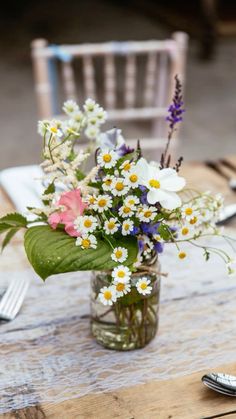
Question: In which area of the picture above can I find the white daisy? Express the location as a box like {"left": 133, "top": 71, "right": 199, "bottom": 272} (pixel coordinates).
{"left": 118, "top": 205, "right": 134, "bottom": 218}
{"left": 97, "top": 149, "right": 119, "bottom": 169}
{"left": 86, "top": 194, "right": 97, "bottom": 210}
{"left": 111, "top": 247, "right": 128, "bottom": 263}
{"left": 85, "top": 126, "right": 99, "bottom": 140}
{"left": 102, "top": 174, "right": 115, "bottom": 191}
{"left": 94, "top": 107, "right": 107, "bottom": 124}
{"left": 178, "top": 251, "right": 187, "bottom": 260}
{"left": 135, "top": 157, "right": 186, "bottom": 210}
{"left": 63, "top": 119, "right": 81, "bottom": 136}
{"left": 47, "top": 120, "right": 63, "bottom": 137}
{"left": 181, "top": 204, "right": 199, "bottom": 221}
{"left": 76, "top": 234, "right": 97, "bottom": 249}
{"left": 63, "top": 99, "right": 79, "bottom": 116}
{"left": 122, "top": 219, "right": 134, "bottom": 236}
{"left": 137, "top": 205, "right": 157, "bottom": 222}
{"left": 136, "top": 277, "right": 152, "bottom": 295}
{"left": 113, "top": 281, "right": 131, "bottom": 297}
{"left": 111, "top": 177, "right": 129, "bottom": 196}
{"left": 74, "top": 215, "right": 98, "bottom": 234}
{"left": 120, "top": 160, "right": 135, "bottom": 175}
{"left": 94, "top": 194, "right": 112, "bottom": 213}
{"left": 112, "top": 265, "right": 131, "bottom": 282}
{"left": 83, "top": 98, "right": 99, "bottom": 115}
{"left": 124, "top": 166, "right": 140, "bottom": 188}
{"left": 98, "top": 286, "right": 117, "bottom": 306}
{"left": 104, "top": 218, "right": 119, "bottom": 235}
{"left": 178, "top": 225, "right": 195, "bottom": 240}
{"left": 124, "top": 195, "right": 140, "bottom": 208}
{"left": 72, "top": 110, "right": 84, "bottom": 123}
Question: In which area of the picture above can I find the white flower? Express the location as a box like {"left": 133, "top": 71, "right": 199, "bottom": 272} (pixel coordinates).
{"left": 111, "top": 177, "right": 129, "bottom": 196}
{"left": 94, "top": 194, "right": 112, "bottom": 212}
{"left": 136, "top": 277, "right": 152, "bottom": 295}
{"left": 83, "top": 98, "right": 99, "bottom": 115}
{"left": 73, "top": 110, "right": 84, "bottom": 123}
{"left": 122, "top": 219, "right": 134, "bottom": 235}
{"left": 124, "top": 166, "right": 140, "bottom": 188}
{"left": 120, "top": 160, "right": 135, "bottom": 174}
{"left": 74, "top": 215, "right": 98, "bottom": 234}
{"left": 97, "top": 128, "right": 125, "bottom": 150}
{"left": 63, "top": 99, "right": 79, "bottom": 116}
{"left": 98, "top": 286, "right": 117, "bottom": 306}
{"left": 178, "top": 225, "right": 195, "bottom": 240}
{"left": 118, "top": 205, "right": 134, "bottom": 218}
{"left": 113, "top": 281, "right": 131, "bottom": 297}
{"left": 178, "top": 251, "right": 187, "bottom": 260}
{"left": 102, "top": 174, "right": 115, "bottom": 191}
{"left": 94, "top": 107, "right": 107, "bottom": 124}
{"left": 143, "top": 235, "right": 154, "bottom": 256}
{"left": 104, "top": 218, "right": 119, "bottom": 235}
{"left": 135, "top": 157, "right": 186, "bottom": 210}
{"left": 76, "top": 234, "right": 97, "bottom": 249}
{"left": 87, "top": 116, "right": 100, "bottom": 127}
{"left": 112, "top": 265, "right": 131, "bottom": 282}
{"left": 85, "top": 126, "right": 99, "bottom": 140}
{"left": 47, "top": 120, "right": 63, "bottom": 137}
{"left": 38, "top": 120, "right": 49, "bottom": 136}
{"left": 63, "top": 119, "right": 81, "bottom": 136}
{"left": 137, "top": 205, "right": 157, "bottom": 222}
{"left": 153, "top": 233, "right": 164, "bottom": 243}
{"left": 86, "top": 194, "right": 97, "bottom": 210}
{"left": 111, "top": 247, "right": 128, "bottom": 263}
{"left": 97, "top": 149, "right": 119, "bottom": 169}
{"left": 124, "top": 195, "right": 140, "bottom": 208}
{"left": 181, "top": 204, "right": 199, "bottom": 221}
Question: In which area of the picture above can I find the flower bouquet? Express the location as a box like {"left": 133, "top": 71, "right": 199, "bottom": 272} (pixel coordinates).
{"left": 0, "top": 76, "right": 234, "bottom": 350}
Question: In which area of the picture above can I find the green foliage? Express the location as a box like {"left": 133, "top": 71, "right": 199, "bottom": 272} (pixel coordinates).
{"left": 0, "top": 213, "right": 28, "bottom": 251}
{"left": 76, "top": 169, "right": 86, "bottom": 181}
{"left": 158, "top": 223, "right": 172, "bottom": 241}
{"left": 24, "top": 225, "right": 138, "bottom": 280}
{"left": 42, "top": 182, "right": 55, "bottom": 205}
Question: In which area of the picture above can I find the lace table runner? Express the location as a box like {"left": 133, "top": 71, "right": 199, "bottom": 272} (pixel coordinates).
{"left": 1, "top": 237, "right": 236, "bottom": 413}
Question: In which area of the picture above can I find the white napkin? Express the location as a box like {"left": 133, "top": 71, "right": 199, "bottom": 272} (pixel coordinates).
{"left": 0, "top": 165, "right": 44, "bottom": 214}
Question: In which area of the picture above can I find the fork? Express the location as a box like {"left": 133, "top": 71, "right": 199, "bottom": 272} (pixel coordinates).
{"left": 205, "top": 160, "right": 236, "bottom": 191}
{"left": 0, "top": 277, "right": 30, "bottom": 321}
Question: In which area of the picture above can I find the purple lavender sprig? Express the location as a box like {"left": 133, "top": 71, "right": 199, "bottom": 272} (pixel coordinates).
{"left": 161, "top": 75, "right": 185, "bottom": 169}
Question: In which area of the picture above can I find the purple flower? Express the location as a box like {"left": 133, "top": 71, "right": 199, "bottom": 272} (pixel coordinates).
{"left": 141, "top": 223, "right": 160, "bottom": 235}
{"left": 166, "top": 75, "right": 185, "bottom": 130}
{"left": 154, "top": 241, "right": 164, "bottom": 253}
{"left": 138, "top": 239, "right": 144, "bottom": 252}
{"left": 116, "top": 143, "right": 134, "bottom": 157}
{"left": 130, "top": 226, "right": 139, "bottom": 236}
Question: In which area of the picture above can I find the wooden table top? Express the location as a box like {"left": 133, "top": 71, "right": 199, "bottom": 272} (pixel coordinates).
{"left": 1, "top": 158, "right": 236, "bottom": 419}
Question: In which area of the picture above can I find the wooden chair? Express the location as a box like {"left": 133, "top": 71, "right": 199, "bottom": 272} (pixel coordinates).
{"left": 31, "top": 33, "right": 188, "bottom": 156}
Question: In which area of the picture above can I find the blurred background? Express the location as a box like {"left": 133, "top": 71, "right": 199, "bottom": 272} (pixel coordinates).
{"left": 1, "top": 0, "right": 236, "bottom": 169}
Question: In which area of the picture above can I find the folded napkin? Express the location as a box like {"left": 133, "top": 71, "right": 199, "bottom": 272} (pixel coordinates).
{"left": 0, "top": 165, "right": 44, "bottom": 214}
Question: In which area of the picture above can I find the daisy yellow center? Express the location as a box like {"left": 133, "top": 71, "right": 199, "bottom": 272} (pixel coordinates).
{"left": 144, "top": 210, "right": 152, "bottom": 218}
{"left": 115, "top": 250, "right": 123, "bottom": 259}
{"left": 115, "top": 182, "right": 124, "bottom": 191}
{"left": 84, "top": 219, "right": 92, "bottom": 228}
{"left": 89, "top": 197, "right": 96, "bottom": 204}
{"left": 140, "top": 282, "right": 147, "bottom": 290}
{"left": 185, "top": 208, "right": 193, "bottom": 216}
{"left": 82, "top": 239, "right": 91, "bottom": 248}
{"left": 189, "top": 216, "right": 197, "bottom": 225}
{"left": 108, "top": 221, "right": 115, "bottom": 229}
{"left": 149, "top": 179, "right": 160, "bottom": 189}
{"left": 123, "top": 206, "right": 131, "bottom": 214}
{"left": 182, "top": 227, "right": 189, "bottom": 235}
{"left": 98, "top": 199, "right": 107, "bottom": 207}
{"left": 116, "top": 283, "right": 125, "bottom": 292}
{"left": 105, "top": 179, "right": 112, "bottom": 185}
{"left": 118, "top": 271, "right": 125, "bottom": 278}
{"left": 129, "top": 174, "right": 138, "bottom": 183}
{"left": 123, "top": 163, "right": 131, "bottom": 171}
{"left": 103, "top": 154, "right": 112, "bottom": 163}
{"left": 179, "top": 252, "right": 186, "bottom": 259}
{"left": 124, "top": 224, "right": 130, "bottom": 231}
{"left": 104, "top": 290, "right": 112, "bottom": 300}
{"left": 128, "top": 199, "right": 135, "bottom": 205}
{"left": 50, "top": 127, "right": 58, "bottom": 133}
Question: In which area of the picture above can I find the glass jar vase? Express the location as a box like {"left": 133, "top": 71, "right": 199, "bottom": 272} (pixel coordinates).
{"left": 90, "top": 261, "right": 161, "bottom": 350}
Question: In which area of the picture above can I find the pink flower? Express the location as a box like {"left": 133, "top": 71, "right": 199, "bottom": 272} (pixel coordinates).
{"left": 48, "top": 189, "right": 87, "bottom": 237}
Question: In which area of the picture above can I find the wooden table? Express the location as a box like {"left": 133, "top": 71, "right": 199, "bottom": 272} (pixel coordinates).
{"left": 1, "top": 158, "right": 236, "bottom": 419}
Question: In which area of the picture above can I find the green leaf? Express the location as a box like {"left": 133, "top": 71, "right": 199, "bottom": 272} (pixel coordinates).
{"left": 42, "top": 182, "right": 55, "bottom": 205}
{"left": 0, "top": 223, "right": 12, "bottom": 234}
{"left": 158, "top": 223, "right": 172, "bottom": 241}
{"left": 24, "top": 226, "right": 138, "bottom": 280}
{"left": 76, "top": 169, "right": 86, "bottom": 181}
{"left": 0, "top": 213, "right": 27, "bottom": 228}
{"left": 1, "top": 227, "right": 19, "bottom": 252}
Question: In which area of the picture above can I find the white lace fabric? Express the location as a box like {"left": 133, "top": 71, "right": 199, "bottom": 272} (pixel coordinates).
{"left": 0, "top": 236, "right": 236, "bottom": 413}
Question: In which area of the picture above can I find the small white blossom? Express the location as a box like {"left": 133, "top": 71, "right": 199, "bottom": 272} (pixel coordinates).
{"left": 104, "top": 218, "right": 119, "bottom": 235}
{"left": 74, "top": 215, "right": 98, "bottom": 234}
{"left": 118, "top": 205, "right": 134, "bottom": 218}
{"left": 76, "top": 234, "right": 97, "bottom": 249}
{"left": 97, "top": 149, "right": 119, "bottom": 169}
{"left": 102, "top": 174, "right": 115, "bottom": 191}
{"left": 85, "top": 126, "right": 99, "bottom": 140}
{"left": 113, "top": 281, "right": 131, "bottom": 297}
{"left": 124, "top": 195, "right": 140, "bottom": 208}
{"left": 136, "top": 277, "right": 152, "bottom": 295}
{"left": 83, "top": 98, "right": 99, "bottom": 115}
{"left": 63, "top": 100, "right": 79, "bottom": 116}
{"left": 98, "top": 286, "right": 117, "bottom": 306}
{"left": 120, "top": 160, "right": 135, "bottom": 175}
{"left": 111, "top": 177, "right": 129, "bottom": 196}
{"left": 124, "top": 166, "right": 140, "bottom": 188}
{"left": 178, "top": 225, "right": 195, "bottom": 240}
{"left": 112, "top": 265, "right": 131, "bottom": 282}
{"left": 137, "top": 206, "right": 157, "bottom": 222}
{"left": 122, "top": 219, "right": 134, "bottom": 235}
{"left": 111, "top": 247, "right": 128, "bottom": 263}
{"left": 94, "top": 194, "right": 112, "bottom": 213}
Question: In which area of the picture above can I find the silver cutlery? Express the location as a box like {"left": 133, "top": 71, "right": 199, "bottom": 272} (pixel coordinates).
{"left": 217, "top": 203, "right": 236, "bottom": 225}
{"left": 202, "top": 373, "right": 236, "bottom": 396}
{"left": 205, "top": 160, "right": 236, "bottom": 191}
{"left": 0, "top": 277, "right": 30, "bottom": 321}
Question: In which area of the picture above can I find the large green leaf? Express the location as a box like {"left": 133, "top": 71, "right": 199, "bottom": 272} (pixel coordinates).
{"left": 24, "top": 225, "right": 138, "bottom": 280}
{"left": 0, "top": 213, "right": 27, "bottom": 227}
